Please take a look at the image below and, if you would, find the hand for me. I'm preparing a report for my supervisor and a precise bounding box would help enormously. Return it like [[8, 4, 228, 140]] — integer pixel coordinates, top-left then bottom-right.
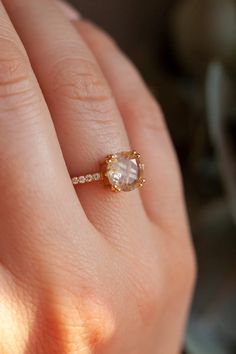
[[0, 1, 196, 353]]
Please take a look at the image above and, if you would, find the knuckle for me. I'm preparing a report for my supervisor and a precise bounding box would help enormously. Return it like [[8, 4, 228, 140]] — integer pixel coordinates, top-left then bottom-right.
[[169, 237, 197, 297], [129, 233, 197, 326], [45, 289, 115, 353], [52, 57, 113, 107], [129, 260, 163, 325], [0, 38, 34, 114], [0, 38, 28, 86], [138, 276, 162, 321], [51, 57, 121, 138], [0, 272, 32, 354]]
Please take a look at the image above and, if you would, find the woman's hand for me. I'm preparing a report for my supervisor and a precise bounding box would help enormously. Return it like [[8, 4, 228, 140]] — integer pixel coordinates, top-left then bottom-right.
[[0, 1, 196, 353]]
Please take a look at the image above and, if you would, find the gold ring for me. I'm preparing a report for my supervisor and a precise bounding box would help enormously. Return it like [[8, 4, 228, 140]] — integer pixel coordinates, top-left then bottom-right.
[[72, 151, 145, 192]]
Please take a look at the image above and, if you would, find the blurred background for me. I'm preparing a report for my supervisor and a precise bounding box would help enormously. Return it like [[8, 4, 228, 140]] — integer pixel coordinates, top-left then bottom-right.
[[69, 0, 236, 353]]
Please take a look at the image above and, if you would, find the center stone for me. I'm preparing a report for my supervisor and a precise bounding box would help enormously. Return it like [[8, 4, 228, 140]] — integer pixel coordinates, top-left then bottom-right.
[[106, 152, 141, 192]]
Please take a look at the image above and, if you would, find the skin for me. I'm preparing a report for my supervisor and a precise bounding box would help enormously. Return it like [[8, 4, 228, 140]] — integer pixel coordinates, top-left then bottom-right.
[[0, 0, 196, 353]]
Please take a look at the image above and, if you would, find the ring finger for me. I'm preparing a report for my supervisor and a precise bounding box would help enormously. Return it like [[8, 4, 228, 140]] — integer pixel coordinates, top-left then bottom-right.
[[2, 0, 147, 240]]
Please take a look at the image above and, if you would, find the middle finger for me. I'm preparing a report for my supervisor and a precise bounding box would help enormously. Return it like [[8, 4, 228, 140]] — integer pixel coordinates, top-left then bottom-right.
[[3, 0, 146, 237]]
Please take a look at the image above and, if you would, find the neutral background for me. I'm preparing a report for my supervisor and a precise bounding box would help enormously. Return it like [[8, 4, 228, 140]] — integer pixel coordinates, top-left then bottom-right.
[[70, 1, 236, 353]]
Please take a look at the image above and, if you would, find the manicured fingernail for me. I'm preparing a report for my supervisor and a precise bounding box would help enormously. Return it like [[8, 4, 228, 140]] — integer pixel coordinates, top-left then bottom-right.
[[56, 0, 81, 21]]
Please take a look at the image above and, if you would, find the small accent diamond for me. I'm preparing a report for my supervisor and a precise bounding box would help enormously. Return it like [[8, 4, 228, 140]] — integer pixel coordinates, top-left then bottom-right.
[[85, 174, 93, 183], [78, 176, 86, 184], [72, 177, 79, 185], [93, 173, 101, 181]]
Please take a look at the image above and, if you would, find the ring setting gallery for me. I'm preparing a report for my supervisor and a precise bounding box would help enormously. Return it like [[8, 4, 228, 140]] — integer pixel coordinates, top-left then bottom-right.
[[72, 151, 145, 192]]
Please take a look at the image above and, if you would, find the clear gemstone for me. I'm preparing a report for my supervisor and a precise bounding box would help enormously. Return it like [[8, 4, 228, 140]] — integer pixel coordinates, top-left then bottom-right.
[[93, 173, 101, 181], [85, 174, 93, 183], [106, 152, 142, 192], [78, 176, 86, 184], [72, 177, 79, 185]]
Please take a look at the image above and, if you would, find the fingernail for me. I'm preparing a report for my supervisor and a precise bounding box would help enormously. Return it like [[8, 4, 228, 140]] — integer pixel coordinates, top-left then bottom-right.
[[56, 0, 81, 21]]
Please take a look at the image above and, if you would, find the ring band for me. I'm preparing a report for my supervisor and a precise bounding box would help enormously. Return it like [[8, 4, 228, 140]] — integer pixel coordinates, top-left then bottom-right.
[[72, 151, 145, 192]]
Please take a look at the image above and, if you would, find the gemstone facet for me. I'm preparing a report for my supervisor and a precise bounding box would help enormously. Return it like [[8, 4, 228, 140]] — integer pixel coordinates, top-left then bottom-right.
[[105, 151, 144, 192]]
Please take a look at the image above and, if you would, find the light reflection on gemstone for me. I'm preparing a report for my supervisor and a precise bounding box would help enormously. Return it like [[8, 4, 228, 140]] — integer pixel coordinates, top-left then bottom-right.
[[106, 152, 143, 192]]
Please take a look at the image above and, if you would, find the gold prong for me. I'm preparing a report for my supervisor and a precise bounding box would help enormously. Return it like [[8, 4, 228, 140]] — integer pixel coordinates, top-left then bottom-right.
[[106, 154, 116, 161], [139, 163, 145, 173], [112, 185, 121, 193], [138, 178, 146, 188], [133, 151, 141, 158], [105, 156, 111, 164], [105, 158, 113, 165]]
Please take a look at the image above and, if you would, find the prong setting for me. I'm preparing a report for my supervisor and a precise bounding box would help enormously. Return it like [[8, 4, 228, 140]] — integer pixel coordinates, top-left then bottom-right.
[[72, 151, 145, 192], [112, 185, 121, 192], [104, 151, 145, 192], [133, 151, 141, 159]]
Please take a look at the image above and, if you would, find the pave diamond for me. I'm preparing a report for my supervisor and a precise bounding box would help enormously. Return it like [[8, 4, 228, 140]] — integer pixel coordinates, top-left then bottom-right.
[[85, 174, 93, 183], [72, 177, 79, 185], [93, 173, 101, 181], [78, 176, 86, 184], [106, 151, 144, 192]]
